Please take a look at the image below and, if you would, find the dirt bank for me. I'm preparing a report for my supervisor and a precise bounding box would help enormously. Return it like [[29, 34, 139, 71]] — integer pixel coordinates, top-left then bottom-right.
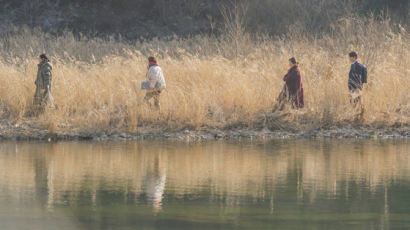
[[0, 119, 408, 141]]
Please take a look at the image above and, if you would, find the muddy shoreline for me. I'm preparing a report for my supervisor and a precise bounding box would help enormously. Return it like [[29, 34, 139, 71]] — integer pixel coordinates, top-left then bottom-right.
[[0, 120, 408, 141]]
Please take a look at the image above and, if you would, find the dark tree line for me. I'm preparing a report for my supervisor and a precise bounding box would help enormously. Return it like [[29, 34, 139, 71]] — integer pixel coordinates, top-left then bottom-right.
[[0, 0, 408, 38]]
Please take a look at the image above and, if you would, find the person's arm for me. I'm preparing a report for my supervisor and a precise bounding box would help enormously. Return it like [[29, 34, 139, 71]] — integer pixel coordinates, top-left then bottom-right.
[[349, 64, 361, 92], [43, 66, 52, 91], [348, 65, 353, 90], [157, 68, 166, 89], [146, 68, 160, 89], [286, 69, 299, 82], [150, 67, 162, 82], [362, 65, 367, 84], [146, 68, 153, 81], [284, 69, 291, 81]]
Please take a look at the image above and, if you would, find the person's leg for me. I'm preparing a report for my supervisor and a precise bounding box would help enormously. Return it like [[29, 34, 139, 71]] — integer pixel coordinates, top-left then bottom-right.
[[33, 88, 42, 105], [350, 92, 360, 107], [290, 94, 298, 109], [150, 91, 161, 111], [39, 91, 49, 111], [144, 91, 154, 107], [357, 96, 365, 119], [276, 88, 288, 112], [153, 93, 161, 111], [354, 96, 360, 105], [352, 95, 365, 121], [44, 89, 55, 109], [32, 88, 47, 114]]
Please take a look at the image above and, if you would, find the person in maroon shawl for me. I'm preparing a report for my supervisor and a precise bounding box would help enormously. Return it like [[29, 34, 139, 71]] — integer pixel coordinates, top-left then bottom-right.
[[278, 57, 304, 109]]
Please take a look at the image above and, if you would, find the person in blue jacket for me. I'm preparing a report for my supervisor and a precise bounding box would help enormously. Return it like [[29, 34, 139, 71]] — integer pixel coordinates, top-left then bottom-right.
[[348, 51, 367, 105]]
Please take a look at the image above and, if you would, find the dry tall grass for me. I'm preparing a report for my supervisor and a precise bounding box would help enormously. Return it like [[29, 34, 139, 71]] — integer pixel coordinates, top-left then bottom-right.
[[0, 17, 408, 134]]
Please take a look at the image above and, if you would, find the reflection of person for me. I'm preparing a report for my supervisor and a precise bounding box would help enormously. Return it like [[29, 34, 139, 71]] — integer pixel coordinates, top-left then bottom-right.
[[144, 156, 167, 213], [34, 54, 53, 109], [348, 51, 367, 105], [278, 57, 304, 109], [143, 56, 166, 110], [146, 172, 166, 213]]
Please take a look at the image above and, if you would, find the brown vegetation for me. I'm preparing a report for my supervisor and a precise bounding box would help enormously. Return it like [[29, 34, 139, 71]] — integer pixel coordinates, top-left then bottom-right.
[[1, 15, 408, 136]]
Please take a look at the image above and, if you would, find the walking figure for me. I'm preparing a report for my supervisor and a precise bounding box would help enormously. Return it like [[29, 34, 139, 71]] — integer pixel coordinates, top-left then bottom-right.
[[348, 51, 367, 106], [142, 57, 166, 111], [34, 54, 53, 111], [278, 57, 304, 109]]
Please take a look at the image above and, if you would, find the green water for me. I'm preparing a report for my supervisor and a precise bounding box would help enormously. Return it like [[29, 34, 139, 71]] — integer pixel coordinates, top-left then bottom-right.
[[0, 140, 409, 230]]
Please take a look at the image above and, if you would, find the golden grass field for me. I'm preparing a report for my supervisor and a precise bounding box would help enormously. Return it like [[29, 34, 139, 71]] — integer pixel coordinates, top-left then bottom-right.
[[0, 18, 408, 135]]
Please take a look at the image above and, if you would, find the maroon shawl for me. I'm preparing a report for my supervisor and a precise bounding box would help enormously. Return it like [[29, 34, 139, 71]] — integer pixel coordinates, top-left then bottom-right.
[[278, 66, 304, 108]]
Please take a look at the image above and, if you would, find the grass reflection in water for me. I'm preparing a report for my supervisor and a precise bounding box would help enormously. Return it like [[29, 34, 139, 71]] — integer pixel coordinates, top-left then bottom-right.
[[0, 140, 409, 230]]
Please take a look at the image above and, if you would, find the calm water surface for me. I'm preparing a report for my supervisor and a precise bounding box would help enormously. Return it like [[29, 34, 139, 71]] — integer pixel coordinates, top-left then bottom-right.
[[0, 140, 409, 230]]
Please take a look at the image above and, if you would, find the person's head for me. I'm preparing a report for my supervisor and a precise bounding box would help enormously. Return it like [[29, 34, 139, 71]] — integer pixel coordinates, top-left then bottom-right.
[[148, 56, 158, 65], [39, 54, 49, 63], [289, 57, 298, 68], [349, 51, 358, 63]]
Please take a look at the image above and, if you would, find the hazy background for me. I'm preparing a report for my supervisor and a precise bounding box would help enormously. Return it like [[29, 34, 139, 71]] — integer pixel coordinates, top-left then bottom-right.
[[0, 0, 408, 38]]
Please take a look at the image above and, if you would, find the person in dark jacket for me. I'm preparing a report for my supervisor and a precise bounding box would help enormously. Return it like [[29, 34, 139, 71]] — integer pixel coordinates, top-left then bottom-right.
[[278, 57, 304, 109], [34, 54, 53, 109], [348, 51, 367, 105]]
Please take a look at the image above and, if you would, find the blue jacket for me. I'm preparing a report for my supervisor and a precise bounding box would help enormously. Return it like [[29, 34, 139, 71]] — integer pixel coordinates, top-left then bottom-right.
[[348, 61, 367, 90]]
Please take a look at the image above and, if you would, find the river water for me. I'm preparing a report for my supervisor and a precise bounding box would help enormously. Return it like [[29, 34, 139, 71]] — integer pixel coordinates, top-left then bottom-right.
[[0, 140, 409, 230]]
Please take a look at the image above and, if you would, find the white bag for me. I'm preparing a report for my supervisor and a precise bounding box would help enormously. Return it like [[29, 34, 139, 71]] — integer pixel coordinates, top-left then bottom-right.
[[141, 81, 152, 90]]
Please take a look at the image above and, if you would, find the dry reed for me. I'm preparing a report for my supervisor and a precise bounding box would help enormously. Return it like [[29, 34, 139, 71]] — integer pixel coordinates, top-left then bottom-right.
[[0, 17, 408, 134]]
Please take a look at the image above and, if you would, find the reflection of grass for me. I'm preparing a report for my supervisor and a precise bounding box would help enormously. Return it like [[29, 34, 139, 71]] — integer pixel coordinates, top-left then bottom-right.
[[389, 214, 410, 221], [1, 141, 410, 203], [1, 141, 410, 229], [48, 175, 410, 229], [69, 204, 235, 229], [56, 202, 410, 230], [4, 199, 410, 230]]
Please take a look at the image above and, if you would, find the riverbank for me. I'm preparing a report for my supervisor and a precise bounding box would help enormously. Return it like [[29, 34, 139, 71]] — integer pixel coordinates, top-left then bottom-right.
[[1, 119, 408, 141]]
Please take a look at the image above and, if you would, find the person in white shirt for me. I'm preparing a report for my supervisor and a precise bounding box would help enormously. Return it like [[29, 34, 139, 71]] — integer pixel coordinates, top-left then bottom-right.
[[144, 56, 166, 110]]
